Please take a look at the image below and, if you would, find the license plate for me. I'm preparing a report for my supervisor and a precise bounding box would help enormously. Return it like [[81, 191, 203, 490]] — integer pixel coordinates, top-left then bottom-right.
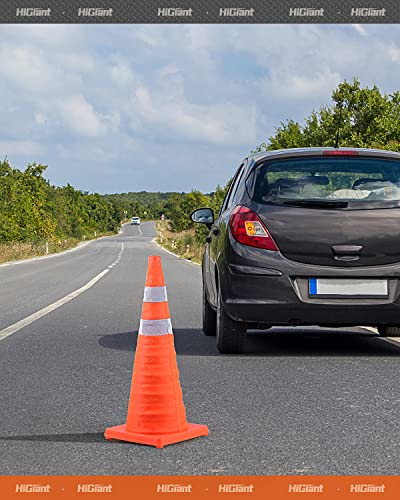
[[309, 278, 388, 297]]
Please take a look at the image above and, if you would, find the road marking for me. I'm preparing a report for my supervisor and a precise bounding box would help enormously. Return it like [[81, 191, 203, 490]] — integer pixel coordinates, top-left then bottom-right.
[[122, 236, 153, 240], [0, 243, 124, 342], [138, 226, 143, 236], [0, 224, 128, 269], [152, 237, 201, 266], [0, 239, 96, 268], [107, 243, 124, 269]]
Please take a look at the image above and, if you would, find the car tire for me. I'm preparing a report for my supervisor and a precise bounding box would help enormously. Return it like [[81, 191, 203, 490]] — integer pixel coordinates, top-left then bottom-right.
[[202, 283, 216, 336], [378, 325, 400, 337], [216, 288, 247, 354]]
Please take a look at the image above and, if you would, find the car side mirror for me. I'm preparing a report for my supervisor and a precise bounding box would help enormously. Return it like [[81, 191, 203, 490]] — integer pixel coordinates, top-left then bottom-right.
[[190, 208, 214, 228]]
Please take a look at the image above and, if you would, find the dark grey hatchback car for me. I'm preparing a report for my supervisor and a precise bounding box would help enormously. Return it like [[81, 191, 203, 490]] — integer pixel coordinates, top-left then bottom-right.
[[191, 147, 400, 353]]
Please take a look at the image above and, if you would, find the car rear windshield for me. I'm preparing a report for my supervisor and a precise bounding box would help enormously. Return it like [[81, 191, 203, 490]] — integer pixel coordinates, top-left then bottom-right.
[[248, 156, 400, 209]]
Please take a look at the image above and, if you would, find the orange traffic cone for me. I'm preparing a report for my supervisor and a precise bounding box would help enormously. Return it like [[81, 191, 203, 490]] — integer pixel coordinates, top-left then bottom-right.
[[104, 255, 208, 448]]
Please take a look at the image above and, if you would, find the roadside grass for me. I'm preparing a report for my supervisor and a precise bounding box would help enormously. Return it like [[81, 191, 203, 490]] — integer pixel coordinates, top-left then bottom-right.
[[156, 220, 204, 264], [0, 231, 116, 265]]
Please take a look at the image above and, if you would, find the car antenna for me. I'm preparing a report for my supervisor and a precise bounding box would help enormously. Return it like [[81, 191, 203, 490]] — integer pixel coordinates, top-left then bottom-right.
[[334, 103, 343, 149]]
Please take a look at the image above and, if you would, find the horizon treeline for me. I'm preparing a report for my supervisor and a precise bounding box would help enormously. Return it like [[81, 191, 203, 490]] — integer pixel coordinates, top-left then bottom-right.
[[1, 79, 398, 245], [0, 158, 224, 244]]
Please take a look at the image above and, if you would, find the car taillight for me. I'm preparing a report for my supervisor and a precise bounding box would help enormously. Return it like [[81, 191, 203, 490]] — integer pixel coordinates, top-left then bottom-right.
[[323, 150, 359, 156], [229, 206, 279, 251]]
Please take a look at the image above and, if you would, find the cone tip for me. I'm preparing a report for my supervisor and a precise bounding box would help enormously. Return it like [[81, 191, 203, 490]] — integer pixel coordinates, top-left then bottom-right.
[[145, 255, 165, 287]]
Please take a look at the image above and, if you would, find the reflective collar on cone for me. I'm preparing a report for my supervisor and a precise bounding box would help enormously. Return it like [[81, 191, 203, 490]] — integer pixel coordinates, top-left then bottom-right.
[[143, 286, 168, 303], [139, 318, 173, 336]]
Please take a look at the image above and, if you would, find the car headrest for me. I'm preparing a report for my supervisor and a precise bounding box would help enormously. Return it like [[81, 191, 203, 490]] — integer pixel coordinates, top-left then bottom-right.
[[352, 178, 386, 189]]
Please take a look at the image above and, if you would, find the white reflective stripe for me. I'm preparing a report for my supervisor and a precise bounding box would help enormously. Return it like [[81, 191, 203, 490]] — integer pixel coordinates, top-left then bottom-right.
[[143, 286, 168, 303], [139, 318, 173, 336]]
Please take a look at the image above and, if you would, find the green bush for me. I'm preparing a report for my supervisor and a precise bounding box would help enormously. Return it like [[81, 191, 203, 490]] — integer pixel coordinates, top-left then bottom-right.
[[0, 160, 119, 243]]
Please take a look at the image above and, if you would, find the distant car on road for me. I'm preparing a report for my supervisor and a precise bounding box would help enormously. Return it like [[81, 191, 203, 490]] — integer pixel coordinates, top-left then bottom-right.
[[191, 147, 400, 353], [131, 217, 141, 225]]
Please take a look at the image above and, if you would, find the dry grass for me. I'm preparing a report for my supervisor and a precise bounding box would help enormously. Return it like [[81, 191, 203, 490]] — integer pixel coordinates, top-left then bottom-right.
[[156, 220, 204, 264], [0, 231, 115, 265]]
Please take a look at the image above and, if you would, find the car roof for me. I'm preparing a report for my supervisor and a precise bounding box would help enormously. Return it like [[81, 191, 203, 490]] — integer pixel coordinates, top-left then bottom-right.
[[246, 147, 400, 164]]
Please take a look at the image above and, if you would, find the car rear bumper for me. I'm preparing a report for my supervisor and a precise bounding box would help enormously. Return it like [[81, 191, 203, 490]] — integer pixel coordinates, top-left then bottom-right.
[[223, 288, 400, 326], [219, 237, 400, 326]]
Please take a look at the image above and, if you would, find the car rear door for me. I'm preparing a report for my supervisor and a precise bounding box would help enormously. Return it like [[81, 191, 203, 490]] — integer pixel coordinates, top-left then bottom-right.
[[254, 204, 400, 267]]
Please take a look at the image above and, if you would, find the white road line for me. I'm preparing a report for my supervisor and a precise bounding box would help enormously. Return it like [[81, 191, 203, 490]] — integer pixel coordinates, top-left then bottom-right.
[[0, 224, 128, 269], [0, 239, 96, 268], [138, 226, 143, 236], [152, 237, 200, 266], [0, 243, 124, 342]]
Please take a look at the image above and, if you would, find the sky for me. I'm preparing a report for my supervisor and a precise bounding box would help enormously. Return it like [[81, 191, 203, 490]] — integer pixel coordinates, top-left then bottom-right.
[[1, 23, 400, 194]]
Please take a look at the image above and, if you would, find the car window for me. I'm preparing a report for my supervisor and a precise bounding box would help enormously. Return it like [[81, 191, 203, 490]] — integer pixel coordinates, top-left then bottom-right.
[[220, 163, 245, 214], [229, 162, 247, 206], [248, 156, 400, 209]]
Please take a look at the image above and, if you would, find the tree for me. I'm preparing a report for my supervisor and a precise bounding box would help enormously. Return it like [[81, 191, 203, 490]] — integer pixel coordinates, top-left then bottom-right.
[[0, 161, 126, 243], [254, 78, 400, 152]]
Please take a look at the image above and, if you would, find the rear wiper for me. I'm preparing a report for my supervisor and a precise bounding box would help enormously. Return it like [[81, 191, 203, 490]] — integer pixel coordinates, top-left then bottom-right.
[[282, 199, 348, 208]]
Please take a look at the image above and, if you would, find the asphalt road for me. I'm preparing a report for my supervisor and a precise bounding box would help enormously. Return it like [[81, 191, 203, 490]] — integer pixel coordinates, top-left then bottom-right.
[[1, 221, 400, 475]]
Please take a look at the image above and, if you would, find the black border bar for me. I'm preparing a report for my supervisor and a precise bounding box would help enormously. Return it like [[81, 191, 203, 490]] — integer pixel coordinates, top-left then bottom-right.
[[0, 1, 398, 23]]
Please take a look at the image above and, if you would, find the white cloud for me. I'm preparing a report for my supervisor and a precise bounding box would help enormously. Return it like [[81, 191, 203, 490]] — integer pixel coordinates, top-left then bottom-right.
[[131, 86, 256, 146], [0, 45, 87, 97], [0, 45, 56, 93], [105, 111, 121, 133], [388, 46, 400, 62], [57, 94, 108, 137], [130, 26, 162, 47], [35, 113, 48, 125], [111, 59, 136, 87], [1, 24, 400, 193], [265, 69, 342, 100], [352, 24, 367, 36], [61, 53, 95, 72], [0, 140, 44, 156], [158, 64, 180, 79]]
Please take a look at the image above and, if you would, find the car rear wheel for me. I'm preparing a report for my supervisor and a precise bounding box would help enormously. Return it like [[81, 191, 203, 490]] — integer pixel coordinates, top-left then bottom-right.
[[216, 288, 247, 354], [202, 283, 216, 336], [378, 325, 400, 337]]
